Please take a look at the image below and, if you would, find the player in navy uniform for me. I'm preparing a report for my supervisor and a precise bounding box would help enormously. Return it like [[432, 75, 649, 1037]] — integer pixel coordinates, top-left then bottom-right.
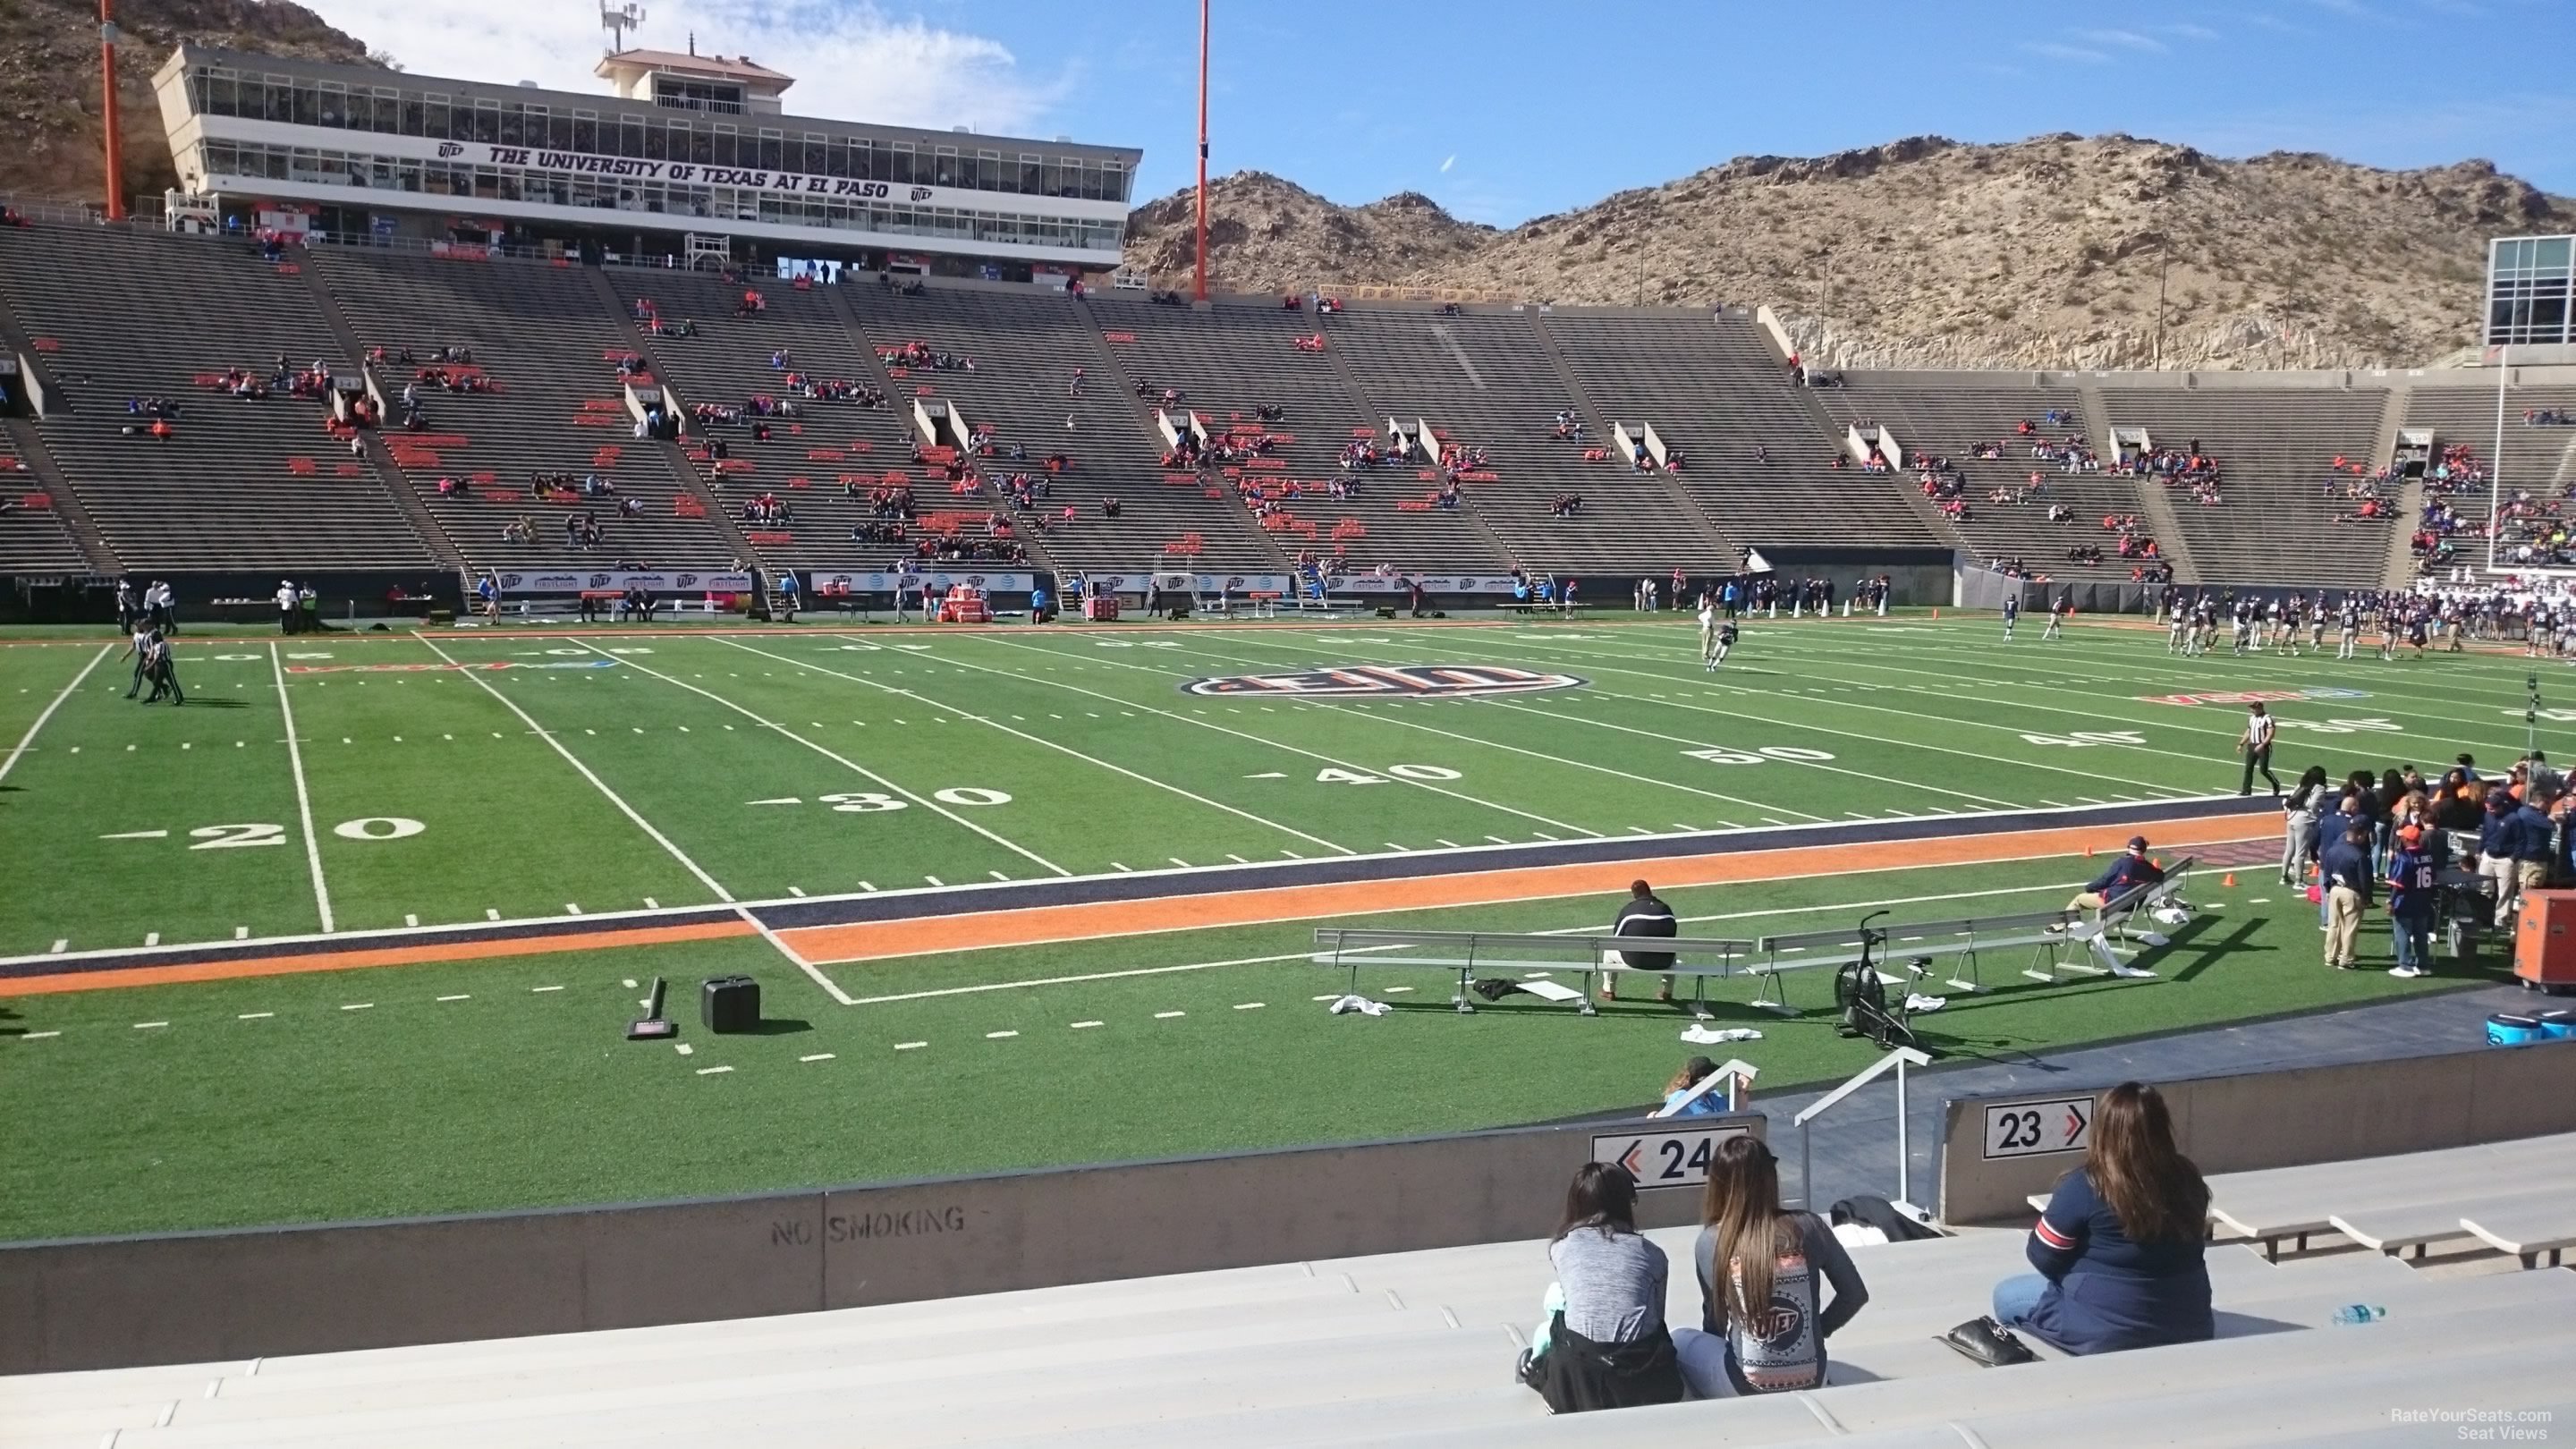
[[1710, 618, 1739, 669], [2002, 596, 2019, 641]]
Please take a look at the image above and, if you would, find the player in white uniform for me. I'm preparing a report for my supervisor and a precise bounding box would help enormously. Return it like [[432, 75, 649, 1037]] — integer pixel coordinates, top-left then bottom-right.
[[2042, 595, 2067, 640], [2166, 604, 2190, 654], [1697, 596, 1717, 666]]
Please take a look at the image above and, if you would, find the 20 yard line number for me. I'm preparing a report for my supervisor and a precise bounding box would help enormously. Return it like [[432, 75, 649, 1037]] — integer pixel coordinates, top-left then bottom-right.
[[105, 817, 430, 849]]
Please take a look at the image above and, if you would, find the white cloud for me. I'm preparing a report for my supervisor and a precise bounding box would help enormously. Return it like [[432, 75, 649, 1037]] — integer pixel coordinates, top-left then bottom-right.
[[2019, 39, 2111, 62], [2160, 21, 2224, 38], [1439, 154, 1455, 173], [310, 0, 1066, 136], [2077, 27, 2170, 50]]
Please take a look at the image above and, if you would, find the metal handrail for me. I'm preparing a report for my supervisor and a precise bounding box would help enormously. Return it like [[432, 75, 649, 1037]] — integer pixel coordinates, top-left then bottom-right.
[[1791, 1046, 1933, 1211]]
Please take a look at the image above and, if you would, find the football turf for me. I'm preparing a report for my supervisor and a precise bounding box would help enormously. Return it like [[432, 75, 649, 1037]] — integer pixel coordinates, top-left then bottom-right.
[[0, 613, 2539, 1238]]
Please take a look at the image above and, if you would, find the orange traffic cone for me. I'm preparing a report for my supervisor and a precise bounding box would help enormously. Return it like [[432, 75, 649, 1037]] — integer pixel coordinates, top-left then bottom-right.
[[2222, 872, 2237, 888], [1932, 607, 1941, 620], [2083, 845, 2094, 858]]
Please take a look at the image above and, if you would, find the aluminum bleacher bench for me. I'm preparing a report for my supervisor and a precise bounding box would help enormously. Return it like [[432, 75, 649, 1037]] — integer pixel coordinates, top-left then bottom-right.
[[1745, 879, 2169, 1013], [2331, 1183, 2576, 1262], [1308, 928, 1752, 1015]]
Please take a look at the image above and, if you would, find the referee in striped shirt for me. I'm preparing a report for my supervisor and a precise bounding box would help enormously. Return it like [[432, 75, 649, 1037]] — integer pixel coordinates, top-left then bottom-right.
[[2237, 701, 2280, 797]]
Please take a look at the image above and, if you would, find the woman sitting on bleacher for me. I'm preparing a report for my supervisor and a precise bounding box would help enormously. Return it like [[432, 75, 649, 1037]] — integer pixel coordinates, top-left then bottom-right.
[[1517, 1163, 1684, 1412], [1674, 1135, 1868, 1396], [1991, 1081, 2213, 1354]]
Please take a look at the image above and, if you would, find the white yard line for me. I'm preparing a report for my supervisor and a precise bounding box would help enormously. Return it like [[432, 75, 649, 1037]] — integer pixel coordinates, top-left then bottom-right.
[[737, 904, 856, 1006], [414, 632, 735, 905], [270, 643, 336, 934], [717, 637, 1354, 857], [958, 634, 1601, 837], [0, 644, 108, 789], [570, 639, 1069, 878]]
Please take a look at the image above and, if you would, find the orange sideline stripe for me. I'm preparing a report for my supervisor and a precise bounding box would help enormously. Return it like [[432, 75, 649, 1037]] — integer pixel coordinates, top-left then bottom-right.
[[0, 919, 753, 997], [780, 814, 2269, 966]]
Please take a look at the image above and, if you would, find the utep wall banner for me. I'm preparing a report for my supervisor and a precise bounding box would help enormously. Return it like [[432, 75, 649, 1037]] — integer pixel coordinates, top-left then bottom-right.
[[810, 572, 1036, 593], [497, 571, 756, 595]]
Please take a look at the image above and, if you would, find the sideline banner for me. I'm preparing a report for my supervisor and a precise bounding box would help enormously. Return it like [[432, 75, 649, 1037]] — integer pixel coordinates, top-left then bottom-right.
[[1076, 572, 1527, 596], [495, 571, 755, 595], [809, 572, 1036, 593]]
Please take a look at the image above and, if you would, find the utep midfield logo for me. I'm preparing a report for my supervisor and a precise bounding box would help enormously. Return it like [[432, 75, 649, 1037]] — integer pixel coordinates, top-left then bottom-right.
[[1183, 665, 1584, 699], [2139, 686, 2371, 707]]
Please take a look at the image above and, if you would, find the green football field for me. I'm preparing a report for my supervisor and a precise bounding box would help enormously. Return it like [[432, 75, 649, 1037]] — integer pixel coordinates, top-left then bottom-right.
[[0, 612, 2542, 1240]]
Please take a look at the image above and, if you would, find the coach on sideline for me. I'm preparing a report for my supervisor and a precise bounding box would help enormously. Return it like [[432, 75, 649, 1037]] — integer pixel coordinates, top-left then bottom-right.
[[2068, 837, 2165, 913], [1601, 879, 1679, 1004]]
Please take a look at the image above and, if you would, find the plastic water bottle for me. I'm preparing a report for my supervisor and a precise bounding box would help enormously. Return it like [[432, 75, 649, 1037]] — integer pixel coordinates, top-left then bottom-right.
[[2330, 1304, 2385, 1326]]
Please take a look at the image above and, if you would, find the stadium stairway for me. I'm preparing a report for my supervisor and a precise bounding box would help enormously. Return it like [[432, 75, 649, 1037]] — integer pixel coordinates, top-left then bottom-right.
[[1814, 377, 2159, 580], [2097, 386, 2388, 588], [615, 272, 1038, 577], [1089, 296, 1512, 573], [0, 225, 436, 572], [1331, 307, 1721, 575], [1527, 309, 1740, 568], [306, 248, 742, 573], [1308, 308, 1525, 572], [840, 281, 1282, 573], [290, 262, 467, 572], [10, 1136, 2571, 1449], [1539, 312, 1938, 562], [0, 418, 110, 574]]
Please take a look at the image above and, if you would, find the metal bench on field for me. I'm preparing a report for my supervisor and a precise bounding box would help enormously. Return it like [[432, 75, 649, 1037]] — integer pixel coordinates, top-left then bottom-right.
[[1308, 928, 1753, 1016]]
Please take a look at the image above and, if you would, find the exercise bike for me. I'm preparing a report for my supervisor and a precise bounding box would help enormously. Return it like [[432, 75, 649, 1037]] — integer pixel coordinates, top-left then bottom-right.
[[1833, 910, 1932, 1054]]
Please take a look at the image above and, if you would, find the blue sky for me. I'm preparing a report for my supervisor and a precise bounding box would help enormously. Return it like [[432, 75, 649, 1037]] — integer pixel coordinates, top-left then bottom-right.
[[333, 0, 2573, 225]]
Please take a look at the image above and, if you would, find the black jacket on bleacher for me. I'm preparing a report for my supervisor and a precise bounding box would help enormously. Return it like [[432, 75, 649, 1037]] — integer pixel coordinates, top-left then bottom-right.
[[1521, 1314, 1683, 1413]]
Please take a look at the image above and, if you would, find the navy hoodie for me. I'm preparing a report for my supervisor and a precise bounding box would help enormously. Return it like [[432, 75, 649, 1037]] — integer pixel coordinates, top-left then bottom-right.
[[2021, 1169, 2214, 1355]]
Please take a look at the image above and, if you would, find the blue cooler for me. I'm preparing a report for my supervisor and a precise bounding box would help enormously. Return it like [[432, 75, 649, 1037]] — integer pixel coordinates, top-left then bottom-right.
[[2538, 1010, 2576, 1041], [2488, 1013, 2549, 1046]]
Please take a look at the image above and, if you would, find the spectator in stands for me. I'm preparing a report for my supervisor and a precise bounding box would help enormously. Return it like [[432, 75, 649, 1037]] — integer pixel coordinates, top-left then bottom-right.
[[1517, 1164, 1683, 1412], [1657, 1056, 1732, 1117], [1989, 1081, 2213, 1355], [1673, 1134, 1868, 1396]]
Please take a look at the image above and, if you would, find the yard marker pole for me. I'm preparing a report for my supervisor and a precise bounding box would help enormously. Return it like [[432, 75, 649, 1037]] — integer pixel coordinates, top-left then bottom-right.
[[0, 644, 108, 789], [270, 644, 335, 934]]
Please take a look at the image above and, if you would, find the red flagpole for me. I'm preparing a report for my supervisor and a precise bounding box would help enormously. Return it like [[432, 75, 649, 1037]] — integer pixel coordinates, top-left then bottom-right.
[[1193, 0, 1209, 303], [100, 0, 127, 220]]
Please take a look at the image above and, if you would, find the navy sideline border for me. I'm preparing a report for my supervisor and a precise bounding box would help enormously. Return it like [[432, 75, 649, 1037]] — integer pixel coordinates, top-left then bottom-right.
[[0, 795, 2270, 981]]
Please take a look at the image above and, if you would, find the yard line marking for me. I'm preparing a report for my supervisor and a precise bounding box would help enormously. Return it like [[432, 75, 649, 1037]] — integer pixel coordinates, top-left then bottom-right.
[[989, 870, 1011, 881], [1227, 853, 1250, 864], [269, 645, 336, 935], [48, 939, 66, 954], [531, 985, 564, 993], [0, 643, 108, 789], [437, 994, 470, 1003], [1155, 1010, 1186, 1019], [723, 640, 1355, 858], [801, 1053, 835, 1063], [1233, 1002, 1266, 1010], [696, 1065, 733, 1075], [1436, 839, 1462, 849], [926, 874, 945, 886], [1382, 986, 1415, 994], [340, 1003, 373, 1012], [953, 635, 1599, 837], [588, 640, 1069, 877], [1070, 1021, 1104, 1029], [486, 908, 502, 920], [1487, 835, 1512, 844], [1386, 842, 1410, 852], [986, 1030, 1019, 1038], [21, 1030, 59, 1038], [133, 1021, 167, 1030], [894, 1040, 927, 1050], [564, 903, 583, 915], [1170, 857, 1192, 869], [643, 897, 658, 909], [858, 881, 877, 892], [237, 1012, 273, 1021], [233, 927, 250, 939], [417, 632, 736, 904], [402, 914, 419, 928], [786, 886, 808, 897], [674, 1043, 692, 1055]]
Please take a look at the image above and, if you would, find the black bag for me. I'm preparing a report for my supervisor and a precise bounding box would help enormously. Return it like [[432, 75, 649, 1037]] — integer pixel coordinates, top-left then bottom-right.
[[700, 975, 760, 1033], [1831, 1194, 1942, 1243], [1940, 1316, 2038, 1367], [1523, 1313, 1684, 1414]]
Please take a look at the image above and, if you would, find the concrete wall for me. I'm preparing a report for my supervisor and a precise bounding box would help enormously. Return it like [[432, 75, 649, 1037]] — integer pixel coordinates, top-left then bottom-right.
[[1937, 1038, 2576, 1224], [0, 1112, 1760, 1374]]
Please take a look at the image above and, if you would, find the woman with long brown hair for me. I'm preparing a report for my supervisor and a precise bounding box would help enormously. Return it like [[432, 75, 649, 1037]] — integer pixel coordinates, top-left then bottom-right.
[[1671, 1134, 1868, 1397], [1991, 1081, 2214, 1354], [1517, 1162, 1684, 1412]]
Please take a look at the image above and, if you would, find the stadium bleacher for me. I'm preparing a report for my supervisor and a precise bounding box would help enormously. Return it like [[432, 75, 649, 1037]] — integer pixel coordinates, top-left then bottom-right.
[[2402, 384, 2576, 573], [0, 226, 434, 571], [2098, 387, 2390, 588], [1094, 297, 1513, 572], [305, 247, 741, 572], [4, 217, 2569, 597], [843, 282, 1281, 572], [0, 441, 89, 572], [8, 1131, 2568, 1447]]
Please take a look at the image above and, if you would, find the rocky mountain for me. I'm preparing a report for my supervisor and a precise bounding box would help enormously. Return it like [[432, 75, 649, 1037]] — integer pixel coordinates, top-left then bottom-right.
[[1126, 136, 2576, 372], [1, 0, 369, 208]]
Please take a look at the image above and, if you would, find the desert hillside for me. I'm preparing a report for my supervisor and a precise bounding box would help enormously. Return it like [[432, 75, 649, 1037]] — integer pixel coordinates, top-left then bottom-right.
[[1126, 136, 2576, 372], [2, 0, 369, 207]]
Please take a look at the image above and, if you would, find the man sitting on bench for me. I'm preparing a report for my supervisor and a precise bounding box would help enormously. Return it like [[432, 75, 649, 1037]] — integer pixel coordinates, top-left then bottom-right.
[[2069, 836, 2164, 913], [1601, 879, 1679, 1004]]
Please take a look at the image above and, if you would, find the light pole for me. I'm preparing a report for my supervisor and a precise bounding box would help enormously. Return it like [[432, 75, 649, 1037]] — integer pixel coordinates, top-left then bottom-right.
[[1192, 0, 1209, 304]]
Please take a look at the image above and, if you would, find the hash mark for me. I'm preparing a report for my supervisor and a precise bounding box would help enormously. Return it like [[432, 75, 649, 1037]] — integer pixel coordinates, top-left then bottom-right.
[[1155, 1010, 1186, 1019], [237, 1013, 273, 1021]]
